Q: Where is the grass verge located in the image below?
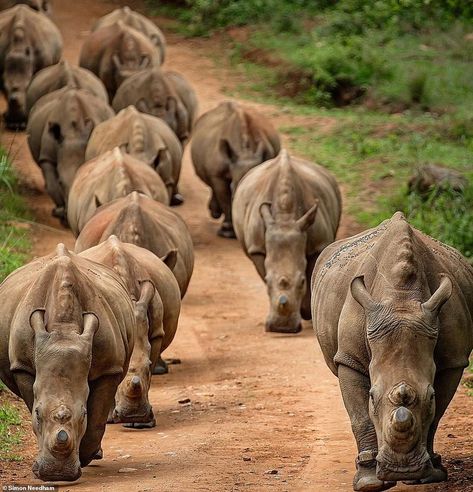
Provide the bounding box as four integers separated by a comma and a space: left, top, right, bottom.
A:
0, 144, 30, 461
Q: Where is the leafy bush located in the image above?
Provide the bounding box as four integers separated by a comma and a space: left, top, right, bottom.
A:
402, 184, 473, 260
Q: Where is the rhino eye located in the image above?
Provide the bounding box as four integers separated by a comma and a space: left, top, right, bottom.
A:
35, 408, 41, 422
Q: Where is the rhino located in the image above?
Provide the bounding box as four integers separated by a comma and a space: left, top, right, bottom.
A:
191, 101, 281, 238
26, 87, 114, 221
311, 212, 473, 491
0, 4, 62, 128
79, 21, 162, 100
0, 0, 51, 16
0, 244, 134, 481
80, 236, 181, 428
75, 191, 194, 298
26, 60, 109, 115
85, 106, 184, 205
92, 6, 166, 63
112, 67, 198, 147
68, 147, 169, 236
233, 150, 341, 333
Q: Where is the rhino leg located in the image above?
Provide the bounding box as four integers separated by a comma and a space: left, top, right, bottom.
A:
338, 365, 396, 492
211, 178, 235, 238
39, 161, 64, 211
208, 191, 222, 219
301, 254, 318, 320
404, 367, 463, 485
79, 374, 122, 467
152, 355, 168, 375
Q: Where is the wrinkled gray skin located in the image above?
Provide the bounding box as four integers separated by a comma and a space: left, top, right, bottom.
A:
112, 67, 198, 147
191, 101, 281, 238
26, 60, 108, 115
67, 147, 169, 236
80, 237, 181, 428
0, 5, 62, 129
233, 150, 341, 333
0, 0, 51, 16
0, 244, 134, 481
92, 6, 166, 63
311, 212, 473, 492
85, 106, 183, 205
26, 87, 114, 222
79, 21, 162, 100
75, 191, 194, 299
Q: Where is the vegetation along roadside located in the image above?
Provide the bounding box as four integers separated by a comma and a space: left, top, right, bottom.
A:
0, 143, 30, 463
149, 0, 473, 261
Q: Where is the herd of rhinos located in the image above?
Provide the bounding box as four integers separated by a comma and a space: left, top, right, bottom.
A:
0, 2, 472, 491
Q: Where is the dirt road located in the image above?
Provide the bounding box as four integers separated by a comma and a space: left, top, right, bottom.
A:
0, 1, 471, 491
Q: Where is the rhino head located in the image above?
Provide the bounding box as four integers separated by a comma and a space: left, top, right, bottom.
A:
260, 201, 318, 333
3, 28, 34, 129
350, 275, 453, 482
112, 32, 150, 89
112, 280, 156, 427
29, 310, 98, 481
46, 95, 95, 209
220, 137, 270, 190
136, 74, 181, 139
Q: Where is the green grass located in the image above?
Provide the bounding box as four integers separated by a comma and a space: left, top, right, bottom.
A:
0, 399, 22, 461
0, 147, 30, 281
0, 146, 30, 461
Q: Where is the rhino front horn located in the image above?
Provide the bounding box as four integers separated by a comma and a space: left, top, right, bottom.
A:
130, 376, 141, 394
57, 429, 69, 444
392, 406, 413, 432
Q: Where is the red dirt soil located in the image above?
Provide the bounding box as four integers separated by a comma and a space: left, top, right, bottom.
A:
0, 1, 471, 491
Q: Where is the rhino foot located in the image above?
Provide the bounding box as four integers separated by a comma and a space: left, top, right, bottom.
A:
403, 454, 447, 485
218, 222, 236, 239
122, 418, 156, 429
52, 206, 65, 219
170, 193, 184, 206
354, 452, 396, 492
354, 470, 396, 492
152, 356, 168, 375
93, 448, 103, 460
209, 194, 222, 218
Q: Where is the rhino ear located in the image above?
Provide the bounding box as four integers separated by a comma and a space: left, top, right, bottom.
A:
351, 276, 377, 312
81, 313, 99, 343
136, 98, 149, 113
48, 122, 63, 143
422, 275, 452, 316
166, 96, 177, 114
220, 139, 238, 165
30, 309, 47, 334
297, 200, 319, 232
160, 249, 178, 271
140, 54, 151, 69
94, 195, 102, 208
260, 202, 274, 228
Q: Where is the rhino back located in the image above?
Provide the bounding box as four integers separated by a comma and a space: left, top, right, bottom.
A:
0, 250, 134, 392
234, 156, 341, 257
311, 214, 473, 376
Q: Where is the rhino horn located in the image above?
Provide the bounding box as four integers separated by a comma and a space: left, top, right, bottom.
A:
350, 276, 378, 312
392, 406, 413, 433
129, 375, 142, 396
297, 200, 319, 232
422, 275, 452, 316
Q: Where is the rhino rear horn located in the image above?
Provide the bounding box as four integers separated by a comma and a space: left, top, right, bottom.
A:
422, 275, 452, 316
350, 276, 378, 312
160, 249, 178, 271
